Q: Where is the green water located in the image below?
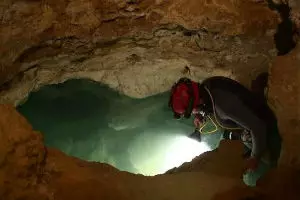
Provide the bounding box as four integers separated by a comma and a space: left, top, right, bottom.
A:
17, 79, 223, 175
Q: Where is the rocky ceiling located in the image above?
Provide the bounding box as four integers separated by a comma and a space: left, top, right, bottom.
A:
0, 0, 280, 105
0, 0, 300, 200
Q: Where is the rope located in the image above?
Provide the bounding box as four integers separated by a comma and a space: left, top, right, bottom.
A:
199, 115, 218, 134
198, 86, 243, 134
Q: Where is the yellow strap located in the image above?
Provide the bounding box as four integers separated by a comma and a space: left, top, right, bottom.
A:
199, 115, 218, 134
198, 86, 243, 134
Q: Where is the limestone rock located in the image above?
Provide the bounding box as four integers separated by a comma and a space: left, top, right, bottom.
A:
271, 0, 300, 30
0, 105, 47, 200
0, 101, 298, 199
289, 0, 300, 30
0, 104, 250, 200
0, 27, 275, 105
268, 45, 300, 167
256, 167, 300, 200
0, 0, 278, 86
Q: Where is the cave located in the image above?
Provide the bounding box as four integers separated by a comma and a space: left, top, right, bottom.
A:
16, 78, 220, 176
0, 0, 300, 200
16, 77, 275, 187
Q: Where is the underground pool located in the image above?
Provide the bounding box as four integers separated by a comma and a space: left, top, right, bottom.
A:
17, 79, 223, 176
17, 78, 277, 187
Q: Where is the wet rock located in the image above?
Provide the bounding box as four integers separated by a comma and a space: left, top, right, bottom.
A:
268, 45, 300, 168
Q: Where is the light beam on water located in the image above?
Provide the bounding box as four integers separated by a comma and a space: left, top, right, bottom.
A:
162, 136, 211, 173
128, 132, 212, 175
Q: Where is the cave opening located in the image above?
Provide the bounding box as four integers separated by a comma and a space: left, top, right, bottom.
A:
17, 78, 223, 176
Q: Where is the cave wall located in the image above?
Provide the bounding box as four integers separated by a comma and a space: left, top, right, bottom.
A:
0, 0, 279, 105
268, 45, 300, 167
275, 0, 300, 29
0, 104, 254, 200
1, 52, 299, 198
0, 0, 278, 80
0, 26, 276, 105
0, 0, 300, 199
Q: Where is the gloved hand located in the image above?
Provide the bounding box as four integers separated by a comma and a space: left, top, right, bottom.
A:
244, 157, 259, 173
188, 129, 201, 142
193, 114, 204, 128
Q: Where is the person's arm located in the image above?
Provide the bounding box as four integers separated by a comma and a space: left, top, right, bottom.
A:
188, 114, 204, 142
193, 113, 204, 128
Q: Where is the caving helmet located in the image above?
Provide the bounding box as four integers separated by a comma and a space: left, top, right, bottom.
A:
168, 77, 201, 119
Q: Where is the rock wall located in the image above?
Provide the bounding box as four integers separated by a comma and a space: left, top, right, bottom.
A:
0, 0, 300, 199
272, 0, 300, 29
0, 104, 252, 200
0, 0, 278, 74
268, 45, 300, 167
1, 104, 299, 200
0, 0, 279, 106
0, 25, 276, 105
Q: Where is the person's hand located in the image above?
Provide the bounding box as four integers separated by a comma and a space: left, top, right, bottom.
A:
244, 157, 259, 173
193, 115, 204, 128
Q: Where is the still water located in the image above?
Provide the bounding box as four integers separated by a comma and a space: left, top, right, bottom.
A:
17, 79, 223, 175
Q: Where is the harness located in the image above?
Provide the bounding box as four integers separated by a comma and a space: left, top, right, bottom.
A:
199, 86, 243, 134
169, 77, 244, 134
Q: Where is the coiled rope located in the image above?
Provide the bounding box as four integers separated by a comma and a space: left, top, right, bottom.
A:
199, 86, 243, 134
